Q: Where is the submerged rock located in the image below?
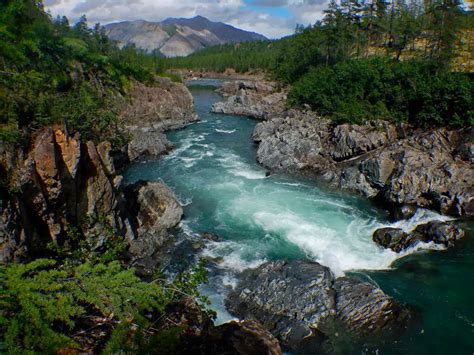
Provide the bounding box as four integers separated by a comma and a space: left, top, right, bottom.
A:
226, 260, 411, 351
373, 221, 465, 252
372, 228, 410, 253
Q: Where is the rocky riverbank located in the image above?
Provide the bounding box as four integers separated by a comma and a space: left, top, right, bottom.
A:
0, 78, 195, 266
115, 78, 198, 168
0, 78, 288, 354
203, 78, 473, 353
213, 79, 473, 221
2, 76, 470, 353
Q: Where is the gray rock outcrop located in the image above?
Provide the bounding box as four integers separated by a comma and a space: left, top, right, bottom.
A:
252, 110, 473, 217
119, 78, 197, 166
211, 81, 286, 120
226, 260, 411, 350
216, 81, 473, 217
123, 180, 183, 262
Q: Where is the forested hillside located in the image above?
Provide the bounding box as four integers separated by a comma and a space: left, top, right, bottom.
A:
165, 40, 281, 73
0, 0, 165, 144
166, 0, 473, 127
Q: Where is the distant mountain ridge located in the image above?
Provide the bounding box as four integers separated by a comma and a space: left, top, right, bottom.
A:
104, 16, 267, 57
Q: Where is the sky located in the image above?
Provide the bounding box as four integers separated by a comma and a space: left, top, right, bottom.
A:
43, 0, 330, 39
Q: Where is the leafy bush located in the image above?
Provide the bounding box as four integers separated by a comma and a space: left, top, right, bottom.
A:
0, 258, 209, 353
288, 58, 473, 127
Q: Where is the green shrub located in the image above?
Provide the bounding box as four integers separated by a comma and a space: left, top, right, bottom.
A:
288, 58, 473, 127
0, 258, 209, 353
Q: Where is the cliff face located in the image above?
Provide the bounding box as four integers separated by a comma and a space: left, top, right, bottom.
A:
0, 78, 196, 265
118, 78, 197, 165
1, 128, 121, 262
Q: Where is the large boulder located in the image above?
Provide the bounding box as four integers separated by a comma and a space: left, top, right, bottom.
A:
123, 180, 183, 262
227, 260, 335, 348
333, 277, 410, 334
126, 130, 172, 162
410, 221, 465, 247
373, 221, 465, 252
372, 228, 411, 253
211, 80, 286, 120
226, 260, 411, 351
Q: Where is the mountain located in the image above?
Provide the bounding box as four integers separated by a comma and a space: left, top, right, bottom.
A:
104, 16, 267, 57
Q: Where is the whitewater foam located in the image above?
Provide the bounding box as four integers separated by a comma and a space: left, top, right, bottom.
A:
217, 153, 266, 180
275, 181, 309, 188
201, 240, 267, 272
178, 196, 193, 207
215, 128, 236, 134
253, 210, 398, 277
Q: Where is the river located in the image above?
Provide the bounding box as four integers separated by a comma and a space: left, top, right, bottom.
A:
123, 80, 474, 354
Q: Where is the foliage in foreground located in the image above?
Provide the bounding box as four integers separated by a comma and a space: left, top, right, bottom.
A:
0, 257, 209, 353
288, 57, 473, 127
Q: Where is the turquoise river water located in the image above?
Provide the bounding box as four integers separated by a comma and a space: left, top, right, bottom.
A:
123, 81, 474, 354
